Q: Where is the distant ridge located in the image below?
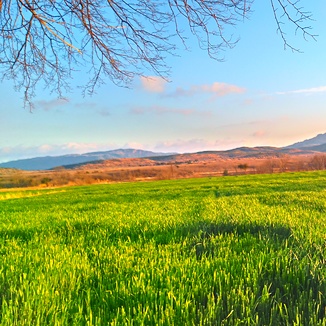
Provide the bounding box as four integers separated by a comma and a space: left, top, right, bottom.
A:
1, 132, 325, 171
0, 149, 176, 171
62, 143, 326, 169
286, 133, 326, 149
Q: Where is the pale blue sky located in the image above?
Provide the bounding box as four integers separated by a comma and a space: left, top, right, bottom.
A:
1, 1, 326, 163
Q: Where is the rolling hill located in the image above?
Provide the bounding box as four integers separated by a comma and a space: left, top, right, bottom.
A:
0, 149, 175, 171
0, 133, 325, 171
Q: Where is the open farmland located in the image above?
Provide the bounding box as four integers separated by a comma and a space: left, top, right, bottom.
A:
0, 171, 325, 325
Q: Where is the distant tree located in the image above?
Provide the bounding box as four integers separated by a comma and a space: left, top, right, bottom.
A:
0, 0, 316, 108
277, 155, 289, 172
238, 163, 248, 172
310, 154, 326, 171
223, 169, 229, 177
259, 159, 276, 174
40, 177, 52, 186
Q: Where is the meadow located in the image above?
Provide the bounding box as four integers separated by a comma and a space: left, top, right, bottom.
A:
0, 171, 325, 325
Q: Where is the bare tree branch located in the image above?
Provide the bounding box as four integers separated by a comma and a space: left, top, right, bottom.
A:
0, 0, 315, 109
270, 0, 317, 52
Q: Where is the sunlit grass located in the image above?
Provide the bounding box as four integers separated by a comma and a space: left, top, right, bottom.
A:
0, 171, 325, 325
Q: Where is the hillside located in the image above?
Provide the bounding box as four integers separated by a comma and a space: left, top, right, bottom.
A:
286, 133, 326, 149
0, 149, 175, 171
0, 132, 325, 171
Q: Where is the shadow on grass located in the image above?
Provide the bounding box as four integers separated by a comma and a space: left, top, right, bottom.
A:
0, 219, 325, 325
0, 219, 293, 247
0, 228, 36, 243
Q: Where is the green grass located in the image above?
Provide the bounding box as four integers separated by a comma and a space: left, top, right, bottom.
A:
0, 171, 325, 325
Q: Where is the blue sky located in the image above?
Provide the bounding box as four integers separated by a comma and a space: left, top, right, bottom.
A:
1, 1, 326, 163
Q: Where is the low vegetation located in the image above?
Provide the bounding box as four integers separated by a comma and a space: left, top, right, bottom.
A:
0, 154, 326, 189
0, 171, 325, 325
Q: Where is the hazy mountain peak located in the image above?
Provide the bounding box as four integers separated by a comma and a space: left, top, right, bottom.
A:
286, 133, 326, 149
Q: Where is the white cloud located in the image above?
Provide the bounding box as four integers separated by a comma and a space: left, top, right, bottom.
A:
277, 86, 326, 95
166, 82, 246, 98
140, 76, 167, 93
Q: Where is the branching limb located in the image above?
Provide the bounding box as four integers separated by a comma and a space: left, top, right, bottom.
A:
0, 0, 315, 109
270, 0, 317, 51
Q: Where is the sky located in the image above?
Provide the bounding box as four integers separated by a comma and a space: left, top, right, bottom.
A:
1, 1, 326, 163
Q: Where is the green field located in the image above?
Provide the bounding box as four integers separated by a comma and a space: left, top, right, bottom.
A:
0, 171, 325, 325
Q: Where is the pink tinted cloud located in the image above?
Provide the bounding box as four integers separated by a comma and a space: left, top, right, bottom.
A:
153, 138, 244, 153
252, 130, 267, 138
140, 76, 167, 93
167, 82, 246, 98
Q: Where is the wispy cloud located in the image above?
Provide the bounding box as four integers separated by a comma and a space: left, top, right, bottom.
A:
97, 109, 111, 117
35, 98, 69, 111
140, 76, 167, 93
252, 130, 268, 138
0, 142, 118, 163
74, 101, 98, 109
131, 105, 212, 117
74, 101, 110, 116
166, 82, 246, 98
33, 98, 111, 117
153, 138, 245, 153
219, 119, 270, 130
277, 86, 326, 95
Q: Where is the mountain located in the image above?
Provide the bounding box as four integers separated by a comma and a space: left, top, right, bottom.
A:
286, 133, 326, 149
306, 143, 326, 152
69, 143, 326, 170
1, 133, 325, 171
0, 149, 175, 171
150, 146, 319, 162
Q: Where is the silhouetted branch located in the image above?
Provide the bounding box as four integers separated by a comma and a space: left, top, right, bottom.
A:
270, 0, 316, 52
0, 0, 315, 109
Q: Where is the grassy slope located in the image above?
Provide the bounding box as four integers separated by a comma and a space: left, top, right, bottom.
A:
0, 171, 325, 325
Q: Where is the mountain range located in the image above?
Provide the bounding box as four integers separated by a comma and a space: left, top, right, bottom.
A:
0, 149, 174, 171
1, 133, 325, 171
